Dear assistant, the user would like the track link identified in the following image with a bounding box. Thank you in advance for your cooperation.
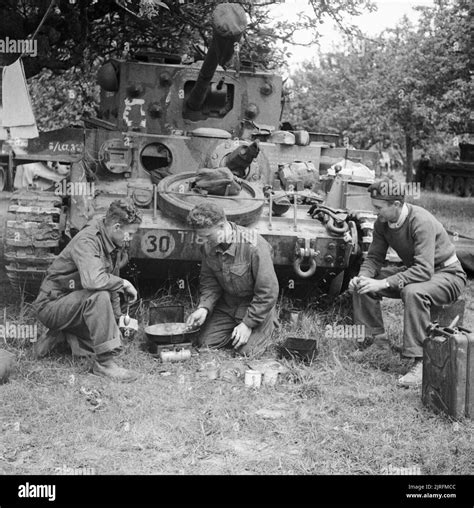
[4,191,64,298]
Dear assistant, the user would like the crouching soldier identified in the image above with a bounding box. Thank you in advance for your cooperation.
[33,199,142,382]
[350,179,467,387]
[186,202,279,358]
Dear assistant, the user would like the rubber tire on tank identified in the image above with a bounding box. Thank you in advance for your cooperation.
[443,175,454,194]
[433,174,443,193]
[424,173,434,191]
[464,178,474,198]
[156,172,264,226]
[453,177,465,197]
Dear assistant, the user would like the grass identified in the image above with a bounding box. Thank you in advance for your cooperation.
[407,190,474,238]
[1,190,474,476]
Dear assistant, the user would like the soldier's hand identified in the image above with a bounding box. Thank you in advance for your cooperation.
[348,276,360,293]
[116,246,129,270]
[357,276,386,295]
[122,279,138,303]
[186,308,208,328]
[231,322,252,349]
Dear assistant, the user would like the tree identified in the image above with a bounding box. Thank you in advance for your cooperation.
[289,0,472,182]
[0,0,377,131]
[375,1,472,181]
[287,41,386,150]
[0,0,376,77]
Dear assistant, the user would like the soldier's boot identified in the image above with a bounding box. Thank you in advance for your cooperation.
[350,333,391,362]
[33,329,65,359]
[397,359,423,388]
[92,357,138,383]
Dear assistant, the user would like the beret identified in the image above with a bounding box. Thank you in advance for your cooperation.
[367,178,405,201]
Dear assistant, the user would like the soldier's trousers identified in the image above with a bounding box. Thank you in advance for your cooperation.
[353,264,467,358]
[33,290,122,356]
[199,302,278,358]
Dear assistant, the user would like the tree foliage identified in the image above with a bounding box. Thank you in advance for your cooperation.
[0,0,376,131]
[0,0,375,76]
[288,0,473,181]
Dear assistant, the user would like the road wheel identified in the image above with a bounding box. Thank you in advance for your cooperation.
[443,175,454,194]
[424,173,434,190]
[453,177,465,197]
[465,178,474,197]
[433,174,443,193]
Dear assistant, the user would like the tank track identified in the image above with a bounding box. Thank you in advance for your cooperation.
[4,191,64,298]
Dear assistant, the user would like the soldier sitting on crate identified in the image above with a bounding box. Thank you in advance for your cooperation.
[185,202,279,358]
[33,199,142,383]
[349,178,467,387]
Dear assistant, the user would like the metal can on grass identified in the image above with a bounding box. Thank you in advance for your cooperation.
[262,370,278,386]
[244,369,262,388]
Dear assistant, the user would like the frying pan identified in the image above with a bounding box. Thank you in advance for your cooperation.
[144,322,200,345]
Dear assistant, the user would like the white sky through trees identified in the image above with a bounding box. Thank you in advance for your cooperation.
[268,0,434,70]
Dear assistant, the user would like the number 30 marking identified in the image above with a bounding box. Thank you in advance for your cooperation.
[141,232,175,258]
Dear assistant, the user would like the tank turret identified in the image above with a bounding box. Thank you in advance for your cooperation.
[94,2,281,137]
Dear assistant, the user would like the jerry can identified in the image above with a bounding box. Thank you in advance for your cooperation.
[422,323,474,419]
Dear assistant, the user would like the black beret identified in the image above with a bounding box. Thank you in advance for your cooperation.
[367,178,405,201]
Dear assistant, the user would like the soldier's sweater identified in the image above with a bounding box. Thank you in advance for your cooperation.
[359,204,457,288]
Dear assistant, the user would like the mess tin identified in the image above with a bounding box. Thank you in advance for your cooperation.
[144,322,200,345]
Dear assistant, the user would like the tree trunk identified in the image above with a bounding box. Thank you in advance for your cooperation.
[405,132,414,183]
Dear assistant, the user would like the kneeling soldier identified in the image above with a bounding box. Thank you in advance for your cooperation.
[186,202,279,358]
[33,199,141,382]
[350,179,466,387]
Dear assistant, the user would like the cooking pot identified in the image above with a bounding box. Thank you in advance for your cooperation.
[144,323,200,345]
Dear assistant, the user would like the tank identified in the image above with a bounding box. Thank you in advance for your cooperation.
[1,3,379,298]
[417,142,474,197]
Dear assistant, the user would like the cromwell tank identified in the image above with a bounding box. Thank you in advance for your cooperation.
[418,142,474,197]
[1,3,379,298]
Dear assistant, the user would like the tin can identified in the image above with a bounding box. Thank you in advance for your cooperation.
[160,349,191,363]
[262,370,278,386]
[206,367,219,380]
[245,369,262,388]
[199,360,219,380]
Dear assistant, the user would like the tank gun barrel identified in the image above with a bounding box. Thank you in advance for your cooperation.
[186,3,248,112]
